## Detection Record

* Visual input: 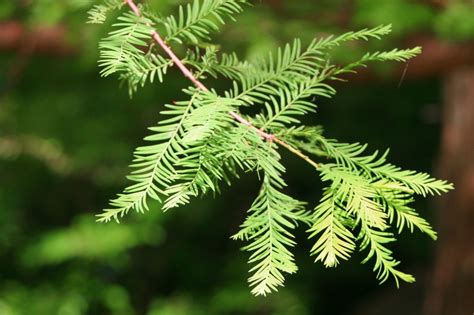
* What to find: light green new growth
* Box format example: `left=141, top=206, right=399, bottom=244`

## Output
left=90, top=0, right=453, bottom=296
left=87, top=0, right=124, bottom=24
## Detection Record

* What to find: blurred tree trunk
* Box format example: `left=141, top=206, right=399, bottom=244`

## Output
left=424, top=66, right=474, bottom=315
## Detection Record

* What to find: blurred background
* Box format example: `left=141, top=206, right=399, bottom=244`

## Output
left=1, top=0, right=473, bottom=314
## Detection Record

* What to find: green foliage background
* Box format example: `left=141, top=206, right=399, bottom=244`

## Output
left=0, top=0, right=471, bottom=314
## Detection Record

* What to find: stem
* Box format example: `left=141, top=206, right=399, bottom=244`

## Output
left=228, top=111, right=274, bottom=141
left=151, top=31, right=209, bottom=92
left=125, top=0, right=140, bottom=15
left=273, top=138, right=320, bottom=169
left=125, top=0, right=208, bottom=91
left=123, top=0, right=320, bottom=170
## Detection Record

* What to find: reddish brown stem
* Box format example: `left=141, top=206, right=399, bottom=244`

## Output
left=124, top=0, right=274, bottom=139
left=123, top=0, right=319, bottom=168
left=151, top=31, right=209, bottom=91
left=228, top=112, right=275, bottom=140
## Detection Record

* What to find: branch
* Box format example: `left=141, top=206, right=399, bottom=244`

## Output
left=123, top=0, right=320, bottom=169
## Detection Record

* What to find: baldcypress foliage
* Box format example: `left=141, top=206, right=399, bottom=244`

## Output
left=89, top=0, right=453, bottom=296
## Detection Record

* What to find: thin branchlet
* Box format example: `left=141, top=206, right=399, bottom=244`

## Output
left=124, top=0, right=318, bottom=168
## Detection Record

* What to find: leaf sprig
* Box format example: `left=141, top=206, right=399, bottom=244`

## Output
left=92, top=0, right=453, bottom=296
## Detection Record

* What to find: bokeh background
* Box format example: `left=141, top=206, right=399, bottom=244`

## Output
left=1, top=0, right=473, bottom=314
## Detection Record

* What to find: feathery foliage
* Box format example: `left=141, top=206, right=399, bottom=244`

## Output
left=232, top=175, right=309, bottom=296
left=98, top=12, right=155, bottom=78
left=92, top=0, right=453, bottom=296
left=87, top=0, right=124, bottom=24
left=230, top=140, right=310, bottom=295
left=160, top=0, right=246, bottom=44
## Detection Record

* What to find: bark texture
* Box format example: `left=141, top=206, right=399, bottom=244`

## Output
left=424, top=65, right=474, bottom=315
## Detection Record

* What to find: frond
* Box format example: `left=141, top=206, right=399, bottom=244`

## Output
left=160, top=0, right=247, bottom=45
left=232, top=175, right=308, bottom=296
left=334, top=47, right=422, bottom=76
left=98, top=12, right=155, bottom=77
left=230, top=139, right=311, bottom=296
left=323, top=139, right=452, bottom=196
left=98, top=89, right=239, bottom=222
left=371, top=163, right=453, bottom=196
left=316, top=24, right=393, bottom=48
left=218, top=125, right=258, bottom=168
left=185, top=46, right=249, bottom=80
left=281, top=130, right=453, bottom=196
left=316, top=164, right=415, bottom=285
left=363, top=47, right=422, bottom=62
left=162, top=141, right=224, bottom=210
left=257, top=71, right=335, bottom=131
left=308, top=190, right=356, bottom=267
left=87, top=0, right=124, bottom=24
left=97, top=90, right=199, bottom=222
left=358, top=223, right=415, bottom=286
left=119, top=52, right=173, bottom=96
left=226, top=25, right=396, bottom=107
left=162, top=95, right=241, bottom=209
left=225, top=39, right=323, bottom=105
left=320, top=165, right=389, bottom=230
left=379, top=191, right=437, bottom=240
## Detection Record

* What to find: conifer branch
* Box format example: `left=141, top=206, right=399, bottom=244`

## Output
left=125, top=0, right=208, bottom=91
left=91, top=0, right=453, bottom=296
left=124, top=0, right=319, bottom=167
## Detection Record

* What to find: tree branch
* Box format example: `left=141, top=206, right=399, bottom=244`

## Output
left=123, top=0, right=320, bottom=169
